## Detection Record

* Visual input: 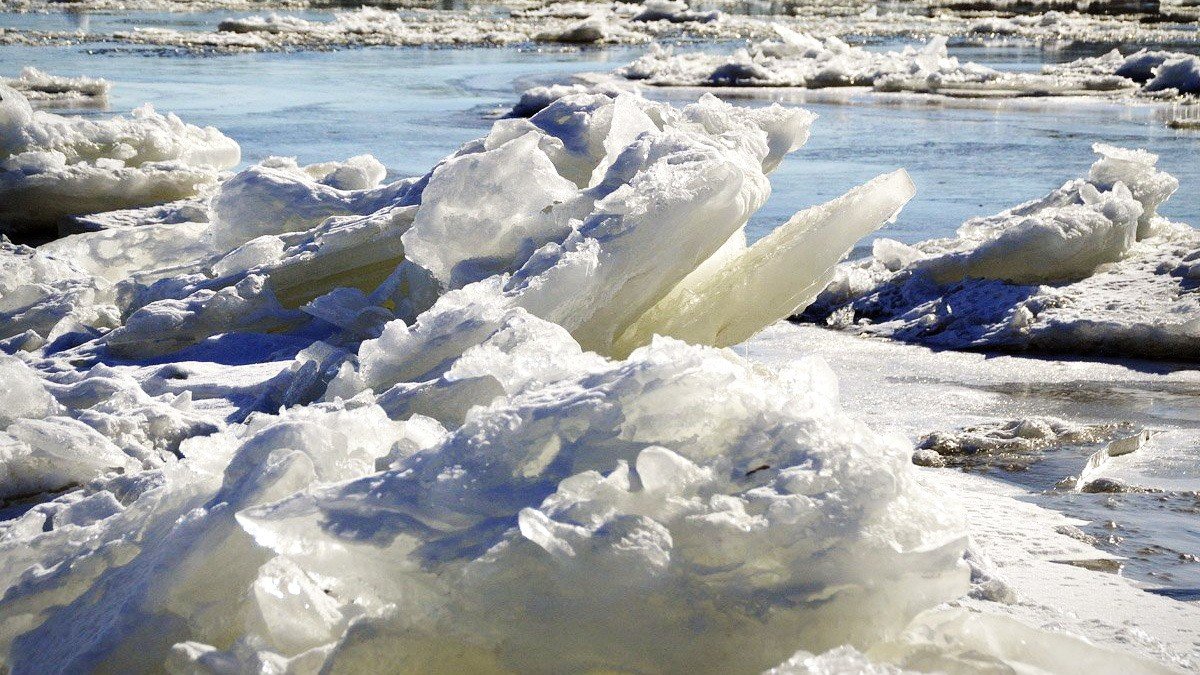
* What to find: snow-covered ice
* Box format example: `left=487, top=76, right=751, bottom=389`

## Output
left=803, top=143, right=1200, bottom=362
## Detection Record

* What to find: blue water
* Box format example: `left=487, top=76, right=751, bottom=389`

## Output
left=2, top=11, right=1199, bottom=250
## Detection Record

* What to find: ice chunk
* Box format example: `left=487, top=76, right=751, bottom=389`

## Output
left=208, top=155, right=412, bottom=250
left=803, top=145, right=1200, bottom=361
left=1088, top=143, right=1179, bottom=238
left=507, top=79, right=641, bottom=118
left=0, top=86, right=239, bottom=235
left=0, top=354, right=59, bottom=426
left=238, top=339, right=967, bottom=673
left=2, top=68, right=110, bottom=108
left=2, top=417, right=138, bottom=499
left=335, top=289, right=606, bottom=426
left=104, top=275, right=304, bottom=358
left=507, top=102, right=776, bottom=354
left=401, top=132, right=577, bottom=289
left=0, top=239, right=117, bottom=344
left=615, top=169, right=915, bottom=354
left=1145, top=54, right=1200, bottom=94
left=916, top=181, right=1142, bottom=285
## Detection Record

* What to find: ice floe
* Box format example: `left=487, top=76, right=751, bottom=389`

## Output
left=803, top=143, right=1200, bottom=361
left=105, top=3, right=722, bottom=53
left=1, top=68, right=110, bottom=108
left=6, top=1, right=1199, bottom=54
left=615, top=27, right=1200, bottom=100
left=0, top=85, right=240, bottom=236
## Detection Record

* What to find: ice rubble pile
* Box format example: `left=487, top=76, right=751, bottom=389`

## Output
left=111, top=1, right=725, bottom=53
left=0, top=91, right=985, bottom=672
left=803, top=143, right=1200, bottom=361
left=2, top=68, right=111, bottom=107
left=0, top=85, right=240, bottom=234
left=616, top=27, right=1200, bottom=98
left=0, top=340, right=969, bottom=673
left=8, top=1, right=1200, bottom=53
left=0, top=91, right=918, bottom=367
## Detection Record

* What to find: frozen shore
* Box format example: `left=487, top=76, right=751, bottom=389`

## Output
left=1, top=67, right=1198, bottom=673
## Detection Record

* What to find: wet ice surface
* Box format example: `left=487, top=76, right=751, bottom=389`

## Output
left=1, top=16, right=1198, bottom=248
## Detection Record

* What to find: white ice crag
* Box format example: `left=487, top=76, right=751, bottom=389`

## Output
left=230, top=339, right=968, bottom=674
left=0, top=85, right=239, bottom=234
left=615, top=27, right=1200, bottom=99
left=803, top=144, right=1200, bottom=361
left=82, top=92, right=910, bottom=362
left=2, top=68, right=110, bottom=108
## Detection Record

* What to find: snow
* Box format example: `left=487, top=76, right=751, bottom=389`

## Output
left=0, top=86, right=240, bottom=236
left=803, top=143, right=1199, bottom=361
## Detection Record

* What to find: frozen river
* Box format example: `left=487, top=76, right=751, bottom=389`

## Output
left=3, top=10, right=1198, bottom=251
left=2, top=9, right=1200, bottom=669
